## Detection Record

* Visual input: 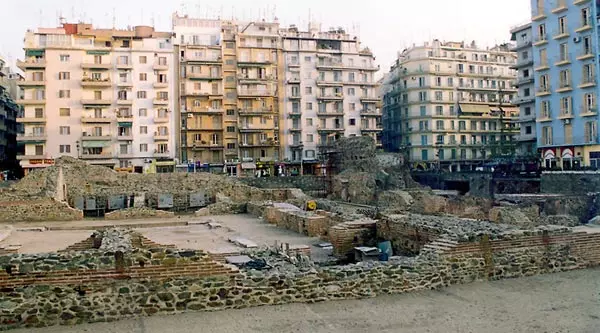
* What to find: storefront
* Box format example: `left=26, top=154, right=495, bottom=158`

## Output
left=21, top=159, right=55, bottom=176
left=240, top=162, right=256, bottom=177
left=255, top=161, right=274, bottom=177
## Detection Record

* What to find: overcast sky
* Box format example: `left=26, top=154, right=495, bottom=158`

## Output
left=0, top=0, right=531, bottom=73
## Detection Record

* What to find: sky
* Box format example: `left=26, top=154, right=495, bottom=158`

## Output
left=0, top=0, right=532, bottom=74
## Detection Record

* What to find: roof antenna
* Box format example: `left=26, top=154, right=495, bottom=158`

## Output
left=112, top=8, right=116, bottom=29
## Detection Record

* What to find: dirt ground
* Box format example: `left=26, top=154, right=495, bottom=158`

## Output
left=0, top=215, right=331, bottom=260
left=13, top=268, right=600, bottom=333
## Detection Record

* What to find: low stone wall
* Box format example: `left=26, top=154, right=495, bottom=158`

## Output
left=239, top=176, right=326, bottom=193
left=104, top=208, right=175, bottom=220
left=0, top=199, right=83, bottom=222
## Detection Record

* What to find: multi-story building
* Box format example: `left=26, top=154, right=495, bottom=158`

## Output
left=280, top=23, right=381, bottom=168
left=531, top=0, right=599, bottom=169
left=17, top=22, right=175, bottom=174
left=383, top=40, right=519, bottom=171
left=0, top=56, right=21, bottom=175
left=510, top=22, right=537, bottom=157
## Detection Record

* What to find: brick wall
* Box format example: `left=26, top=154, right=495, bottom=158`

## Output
left=376, top=216, right=443, bottom=255
left=329, top=220, right=377, bottom=258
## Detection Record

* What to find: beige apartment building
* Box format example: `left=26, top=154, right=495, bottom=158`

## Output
left=280, top=23, right=381, bottom=168
left=17, top=23, right=175, bottom=174
left=383, top=40, right=519, bottom=171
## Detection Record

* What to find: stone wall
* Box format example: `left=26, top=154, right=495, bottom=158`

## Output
left=239, top=176, right=326, bottom=193
left=541, top=171, right=600, bottom=195
left=0, top=199, right=83, bottom=222
left=104, top=208, right=175, bottom=220
left=329, top=220, right=377, bottom=258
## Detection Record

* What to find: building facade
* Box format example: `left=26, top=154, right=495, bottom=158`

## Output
left=383, top=40, right=519, bottom=171
left=17, top=23, right=175, bottom=174
left=531, top=0, right=600, bottom=169
left=510, top=22, right=537, bottom=157
left=280, top=23, right=381, bottom=167
left=0, top=57, right=21, bottom=175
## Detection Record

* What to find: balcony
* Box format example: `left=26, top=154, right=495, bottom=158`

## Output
left=360, top=109, right=382, bottom=117
left=288, top=112, right=302, bottom=118
left=16, top=154, right=51, bottom=161
left=81, top=77, right=112, bottom=88
left=187, top=72, right=222, bottom=80
left=360, top=95, right=379, bottom=103
left=153, top=133, right=169, bottom=141
left=536, top=86, right=551, bottom=97
left=81, top=116, right=112, bottom=123
left=17, top=133, right=47, bottom=142
left=534, top=61, right=549, bottom=72
left=532, top=35, right=548, bottom=46
left=81, top=134, right=112, bottom=141
left=190, top=142, right=224, bottom=150
left=154, top=116, right=170, bottom=123
left=153, top=81, right=169, bottom=89
left=185, top=55, right=222, bottom=64
left=316, top=110, right=344, bottom=117
left=316, top=93, right=344, bottom=101
left=237, top=59, right=273, bottom=67
left=553, top=30, right=569, bottom=40
left=117, top=134, right=133, bottom=141
left=516, top=76, right=534, bottom=86
left=238, top=74, right=273, bottom=83
left=579, top=75, right=596, bottom=88
left=574, top=0, right=590, bottom=4
left=116, top=98, right=133, bottom=105
left=237, top=88, right=276, bottom=97
left=510, top=58, right=534, bottom=69
left=580, top=106, right=597, bottom=117
left=81, top=99, right=112, bottom=106
left=554, top=57, right=571, bottom=67
left=238, top=108, right=275, bottom=116
left=117, top=81, right=133, bottom=87
left=238, top=125, right=275, bottom=133
left=81, top=62, right=112, bottom=70
left=81, top=153, right=115, bottom=160
left=116, top=62, right=133, bottom=70
left=187, top=107, right=223, bottom=114
left=361, top=126, right=383, bottom=132
left=577, top=50, right=594, bottom=61
left=153, top=98, right=170, bottom=106
left=316, top=60, right=344, bottom=70
left=287, top=77, right=301, bottom=84
left=19, top=80, right=46, bottom=87
left=153, top=62, right=169, bottom=71
left=575, top=22, right=593, bottom=33
left=288, top=94, right=302, bottom=100
left=531, top=8, right=546, bottom=21
left=317, top=126, right=345, bottom=133
left=116, top=115, right=133, bottom=123
left=551, top=1, right=567, bottom=14
left=556, top=82, right=573, bottom=93
left=17, top=117, right=46, bottom=123
left=289, top=127, right=302, bottom=133
left=16, top=98, right=45, bottom=105
left=17, top=59, right=46, bottom=70
left=316, top=79, right=344, bottom=87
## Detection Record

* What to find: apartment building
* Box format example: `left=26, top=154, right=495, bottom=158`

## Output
left=510, top=22, right=537, bottom=157
left=17, top=23, right=175, bottom=174
left=0, top=56, right=21, bottom=174
left=173, top=15, right=282, bottom=175
left=281, top=23, right=381, bottom=165
left=383, top=40, right=519, bottom=171
left=531, top=0, right=600, bottom=169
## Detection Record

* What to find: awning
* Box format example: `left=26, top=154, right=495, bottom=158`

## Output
left=25, top=50, right=45, bottom=57
left=156, top=161, right=176, bottom=166
left=86, top=50, right=110, bottom=55
left=459, top=104, right=488, bottom=114
left=544, top=149, right=556, bottom=159
left=562, top=148, right=574, bottom=159
left=118, top=122, right=132, bottom=127
left=82, top=141, right=109, bottom=148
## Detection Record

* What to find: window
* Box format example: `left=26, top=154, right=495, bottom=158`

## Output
left=582, top=7, right=590, bottom=27
left=349, top=118, right=356, bottom=126
left=139, top=73, right=147, bottom=81
left=57, top=144, right=71, bottom=154
left=538, top=24, right=546, bottom=40
left=137, top=108, right=146, bottom=117
left=139, top=144, right=147, bottom=153
left=59, top=90, right=70, bottom=98
left=524, top=107, right=531, bottom=116
left=435, top=106, right=443, bottom=115
left=59, top=108, right=70, bottom=116
left=584, top=93, right=595, bottom=112
left=225, top=42, right=234, bottom=49
left=447, top=78, right=453, bottom=86
left=118, top=56, right=129, bottom=65
left=348, top=72, right=355, bottom=82
left=420, top=106, right=426, bottom=116
left=158, top=57, right=167, bottom=66
left=421, top=150, right=428, bottom=161
left=305, top=87, right=312, bottom=95
left=349, top=103, right=356, bottom=111
left=139, top=56, right=147, bottom=64
left=583, top=36, right=593, bottom=56
left=558, top=16, right=567, bottom=35
left=541, top=101, right=551, bottom=118
left=306, top=102, right=313, bottom=110
left=348, top=88, right=355, bottom=96
left=435, top=91, right=443, bottom=101
left=139, top=126, right=147, bottom=134
left=306, top=134, right=314, bottom=143
left=227, top=143, right=236, bottom=149
left=306, top=118, right=313, bottom=126
left=585, top=121, right=598, bottom=143
left=137, top=91, right=147, bottom=99
left=58, top=72, right=70, bottom=80
left=418, top=91, right=427, bottom=101
left=436, top=120, right=444, bottom=130
left=226, top=109, right=235, bottom=116
left=304, top=56, right=311, bottom=63
left=560, top=96, right=571, bottom=115
left=59, top=126, right=70, bottom=135
left=524, top=88, right=530, bottom=97
left=435, top=77, right=442, bottom=87
left=559, top=43, right=568, bottom=62
left=59, top=54, right=70, bottom=62
left=542, top=126, right=553, bottom=145
left=559, top=69, right=570, bottom=88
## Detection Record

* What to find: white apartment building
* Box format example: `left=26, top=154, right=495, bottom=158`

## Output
left=510, top=22, right=536, bottom=156
left=17, top=23, right=175, bottom=174
left=280, top=23, right=380, bottom=163
left=384, top=40, right=519, bottom=171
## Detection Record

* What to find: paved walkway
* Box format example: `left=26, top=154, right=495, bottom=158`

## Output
left=15, top=268, right=600, bottom=333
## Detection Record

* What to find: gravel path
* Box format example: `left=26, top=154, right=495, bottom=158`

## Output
left=14, top=268, right=600, bottom=333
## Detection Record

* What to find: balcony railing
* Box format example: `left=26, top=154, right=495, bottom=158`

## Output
left=17, top=133, right=47, bottom=141
left=153, top=62, right=169, bottom=70
left=237, top=88, right=275, bottom=97
left=17, top=59, right=46, bottom=69
left=580, top=105, right=598, bottom=115
left=185, top=55, right=222, bottom=63
left=81, top=77, right=112, bottom=87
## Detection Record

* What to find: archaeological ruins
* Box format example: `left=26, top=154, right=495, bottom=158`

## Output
left=0, top=137, right=599, bottom=330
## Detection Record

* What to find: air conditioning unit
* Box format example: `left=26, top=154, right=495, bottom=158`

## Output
left=82, top=132, right=88, bottom=136
left=564, top=118, right=571, bottom=124
left=187, top=114, right=193, bottom=118
left=573, top=37, right=581, bottom=43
